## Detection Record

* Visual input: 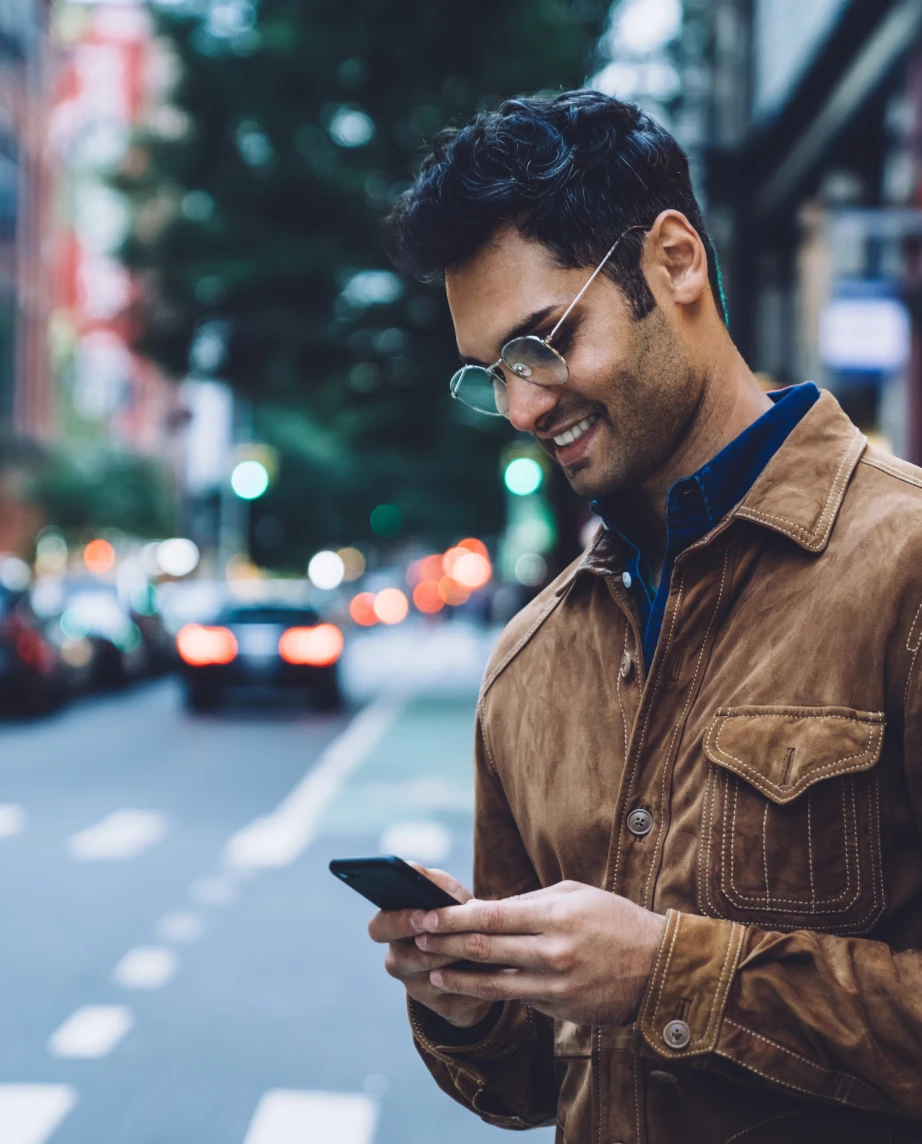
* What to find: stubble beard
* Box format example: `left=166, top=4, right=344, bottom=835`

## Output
left=564, top=311, right=705, bottom=502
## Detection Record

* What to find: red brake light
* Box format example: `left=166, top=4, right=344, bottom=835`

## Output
left=177, top=624, right=238, bottom=666
left=278, top=624, right=343, bottom=666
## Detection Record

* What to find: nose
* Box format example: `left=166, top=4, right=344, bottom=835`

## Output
left=506, top=376, right=561, bottom=435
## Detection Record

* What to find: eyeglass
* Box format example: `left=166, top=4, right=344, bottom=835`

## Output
left=449, top=225, right=648, bottom=418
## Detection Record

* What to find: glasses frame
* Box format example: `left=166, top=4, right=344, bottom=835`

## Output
left=449, top=224, right=649, bottom=417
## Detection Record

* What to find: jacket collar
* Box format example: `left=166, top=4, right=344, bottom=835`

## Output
left=733, top=388, right=866, bottom=553
left=556, top=388, right=865, bottom=597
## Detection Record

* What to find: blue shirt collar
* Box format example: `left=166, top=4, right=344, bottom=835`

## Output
left=593, top=381, right=820, bottom=559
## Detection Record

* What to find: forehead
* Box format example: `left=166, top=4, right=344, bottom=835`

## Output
left=445, top=225, right=586, bottom=359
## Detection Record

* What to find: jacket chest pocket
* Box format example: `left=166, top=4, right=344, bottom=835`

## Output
left=697, top=705, right=886, bottom=933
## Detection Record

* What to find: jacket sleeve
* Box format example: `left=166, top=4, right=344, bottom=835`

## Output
left=408, top=707, right=557, bottom=1129
left=634, top=667, right=922, bottom=1117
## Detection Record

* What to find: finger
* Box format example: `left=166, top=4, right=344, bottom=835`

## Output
left=368, top=908, right=419, bottom=944
left=384, top=942, right=460, bottom=980
left=429, top=967, right=550, bottom=1004
left=416, top=897, right=546, bottom=936
left=415, top=932, right=547, bottom=969
left=406, top=864, right=472, bottom=904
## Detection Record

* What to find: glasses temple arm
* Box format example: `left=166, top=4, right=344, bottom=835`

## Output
left=547, top=226, right=646, bottom=343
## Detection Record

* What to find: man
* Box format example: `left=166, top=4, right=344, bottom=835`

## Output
left=368, top=91, right=922, bottom=1142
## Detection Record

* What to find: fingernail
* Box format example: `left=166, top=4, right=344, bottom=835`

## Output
left=430, top=971, right=444, bottom=989
left=415, top=934, right=428, bottom=949
left=424, top=910, right=438, bottom=931
left=409, top=911, right=425, bottom=932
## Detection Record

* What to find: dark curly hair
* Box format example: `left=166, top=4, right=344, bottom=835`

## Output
left=383, top=90, right=726, bottom=324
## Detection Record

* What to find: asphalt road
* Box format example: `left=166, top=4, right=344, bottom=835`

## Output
left=0, top=668, right=556, bottom=1144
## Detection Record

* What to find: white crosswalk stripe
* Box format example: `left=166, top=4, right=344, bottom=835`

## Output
left=242, top=1091, right=378, bottom=1144
left=0, top=1085, right=78, bottom=1144
left=112, top=946, right=178, bottom=990
left=48, top=1006, right=134, bottom=1059
left=68, top=810, right=168, bottom=861
left=0, top=804, right=26, bottom=840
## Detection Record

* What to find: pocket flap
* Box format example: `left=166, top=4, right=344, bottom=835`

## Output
left=703, top=705, right=884, bottom=804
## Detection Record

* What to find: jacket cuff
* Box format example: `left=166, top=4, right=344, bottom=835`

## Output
left=408, top=996, right=533, bottom=1062
left=637, top=909, right=745, bottom=1062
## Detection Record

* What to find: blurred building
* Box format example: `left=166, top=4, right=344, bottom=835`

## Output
left=49, top=0, right=186, bottom=464
left=0, top=0, right=53, bottom=439
left=682, top=0, right=922, bottom=458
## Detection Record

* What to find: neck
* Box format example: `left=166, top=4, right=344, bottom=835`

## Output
left=624, top=343, right=773, bottom=580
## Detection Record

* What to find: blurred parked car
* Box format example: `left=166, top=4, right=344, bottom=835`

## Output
left=32, top=577, right=152, bottom=689
left=176, top=601, right=343, bottom=712
left=0, top=586, right=68, bottom=714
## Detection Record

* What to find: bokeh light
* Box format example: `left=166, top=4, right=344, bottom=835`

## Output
left=452, top=552, right=491, bottom=590
left=337, top=547, right=366, bottom=581
left=176, top=624, right=238, bottom=666
left=504, top=456, right=543, bottom=496
left=373, top=588, right=409, bottom=624
left=278, top=624, right=344, bottom=666
left=84, top=538, right=116, bottom=575
left=514, top=552, right=547, bottom=586
left=231, top=460, right=270, bottom=500
left=438, top=577, right=469, bottom=606
left=413, top=581, right=444, bottom=614
left=458, top=537, right=489, bottom=558
left=157, top=538, right=200, bottom=578
left=370, top=504, right=402, bottom=537
left=349, top=592, right=378, bottom=626
left=308, top=550, right=345, bottom=590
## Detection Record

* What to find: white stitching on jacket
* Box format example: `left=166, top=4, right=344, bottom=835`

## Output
left=707, top=716, right=883, bottom=801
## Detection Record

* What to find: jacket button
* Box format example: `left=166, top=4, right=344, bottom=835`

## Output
left=663, top=1020, right=691, bottom=1050
left=621, top=570, right=632, bottom=589
left=619, top=651, right=633, bottom=680
left=627, top=808, right=653, bottom=836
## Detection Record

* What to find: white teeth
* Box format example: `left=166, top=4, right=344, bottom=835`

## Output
left=553, top=415, right=598, bottom=447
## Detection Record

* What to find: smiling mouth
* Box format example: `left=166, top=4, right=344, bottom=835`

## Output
left=552, top=414, right=599, bottom=448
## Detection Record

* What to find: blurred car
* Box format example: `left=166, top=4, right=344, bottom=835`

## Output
left=176, top=602, right=344, bottom=712
left=0, top=585, right=68, bottom=714
left=32, top=577, right=150, bottom=689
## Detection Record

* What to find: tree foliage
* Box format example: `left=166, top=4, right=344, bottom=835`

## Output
left=122, top=0, right=603, bottom=557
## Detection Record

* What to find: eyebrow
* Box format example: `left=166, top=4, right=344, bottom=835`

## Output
left=459, top=304, right=559, bottom=366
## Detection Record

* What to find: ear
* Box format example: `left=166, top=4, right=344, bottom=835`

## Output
left=644, top=210, right=709, bottom=309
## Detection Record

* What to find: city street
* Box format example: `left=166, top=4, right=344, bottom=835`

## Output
left=0, top=629, right=554, bottom=1144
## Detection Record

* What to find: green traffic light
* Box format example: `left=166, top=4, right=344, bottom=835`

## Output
left=504, top=457, right=543, bottom=496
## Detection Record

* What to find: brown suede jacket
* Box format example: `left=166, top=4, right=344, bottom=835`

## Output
left=408, top=391, right=922, bottom=1143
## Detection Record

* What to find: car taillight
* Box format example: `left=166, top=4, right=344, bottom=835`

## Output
left=278, top=624, right=343, bottom=667
left=176, top=624, right=238, bottom=666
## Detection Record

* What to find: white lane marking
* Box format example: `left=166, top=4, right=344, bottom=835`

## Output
left=0, top=804, right=26, bottom=839
left=112, top=946, right=178, bottom=990
left=242, top=1090, right=378, bottom=1144
left=68, top=810, right=168, bottom=861
left=48, top=1006, right=134, bottom=1059
left=224, top=695, right=405, bottom=870
left=190, top=876, right=238, bottom=906
left=0, top=1084, right=78, bottom=1144
left=379, top=821, right=452, bottom=865
left=156, top=910, right=206, bottom=943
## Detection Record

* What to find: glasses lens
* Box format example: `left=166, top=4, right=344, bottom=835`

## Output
left=450, top=366, right=508, bottom=417
left=501, top=336, right=568, bottom=386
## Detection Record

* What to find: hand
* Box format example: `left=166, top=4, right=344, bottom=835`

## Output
left=367, top=865, right=495, bottom=1029
left=411, top=880, right=666, bottom=1027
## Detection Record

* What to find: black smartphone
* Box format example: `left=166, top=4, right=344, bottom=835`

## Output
left=329, top=854, right=462, bottom=911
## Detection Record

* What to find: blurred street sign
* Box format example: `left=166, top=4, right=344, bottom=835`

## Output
left=819, top=281, right=910, bottom=373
